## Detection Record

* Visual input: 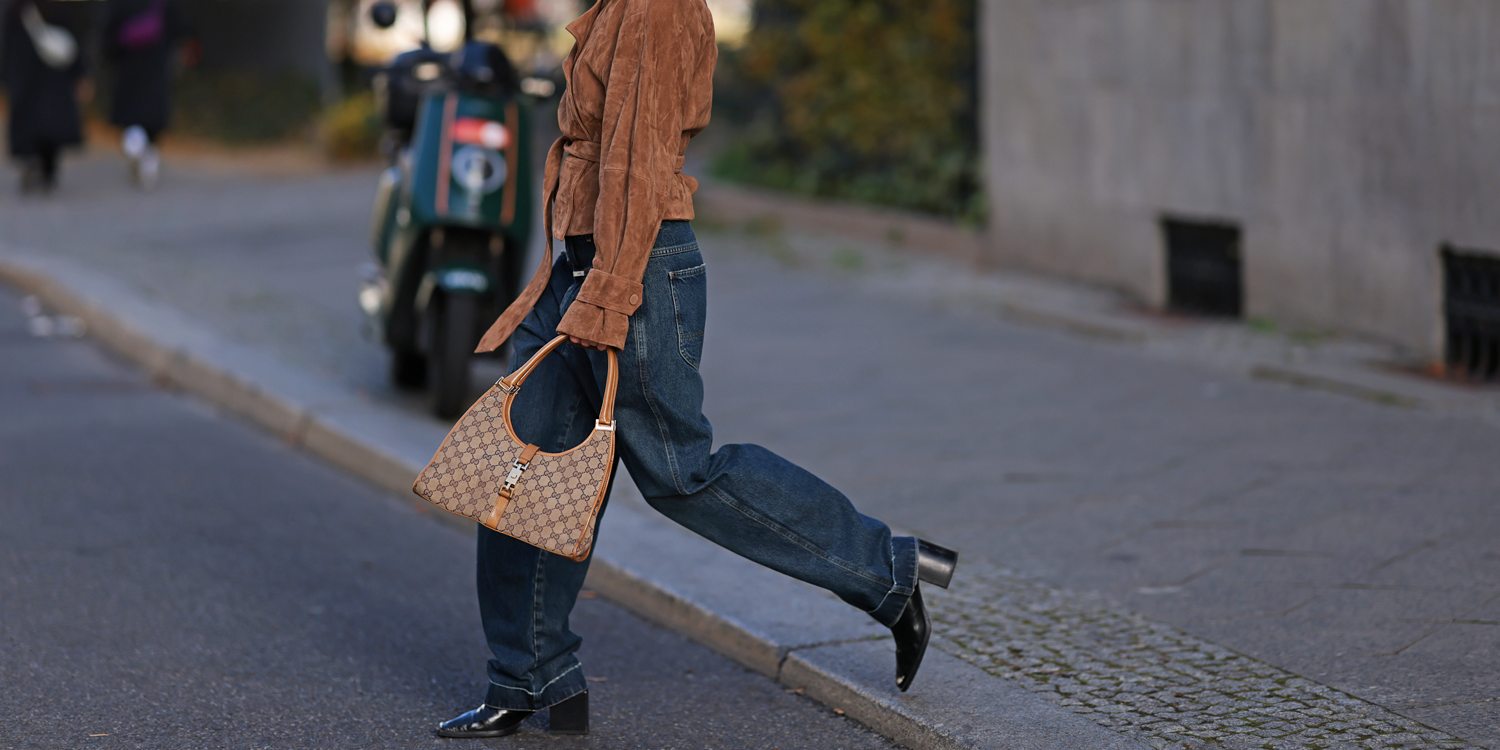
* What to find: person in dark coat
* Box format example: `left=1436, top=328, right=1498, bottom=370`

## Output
left=102, top=0, right=181, bottom=188
left=1, top=0, right=87, bottom=193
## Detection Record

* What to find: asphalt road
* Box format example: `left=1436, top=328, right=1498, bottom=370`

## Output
left=0, top=281, right=899, bottom=749
left=4, top=142, right=1497, bottom=746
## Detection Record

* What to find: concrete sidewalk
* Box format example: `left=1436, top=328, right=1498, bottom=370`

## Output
left=0, top=221, right=1138, bottom=750
left=3, top=152, right=1497, bottom=749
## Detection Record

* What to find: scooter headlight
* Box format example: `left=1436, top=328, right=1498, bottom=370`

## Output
left=359, top=285, right=384, bottom=317
left=358, top=263, right=389, bottom=317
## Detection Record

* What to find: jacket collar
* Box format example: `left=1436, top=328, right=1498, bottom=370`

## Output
left=564, top=0, right=607, bottom=47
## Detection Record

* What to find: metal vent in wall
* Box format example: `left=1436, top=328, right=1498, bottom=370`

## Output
left=1162, top=217, right=1243, bottom=317
left=1442, top=245, right=1500, bottom=381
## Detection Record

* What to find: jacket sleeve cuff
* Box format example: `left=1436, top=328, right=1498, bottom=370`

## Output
left=557, top=299, right=630, bottom=350
left=575, top=269, right=645, bottom=316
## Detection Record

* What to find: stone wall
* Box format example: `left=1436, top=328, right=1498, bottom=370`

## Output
left=979, top=0, right=1500, bottom=358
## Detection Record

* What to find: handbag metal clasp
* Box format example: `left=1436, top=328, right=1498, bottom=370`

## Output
left=503, top=458, right=528, bottom=491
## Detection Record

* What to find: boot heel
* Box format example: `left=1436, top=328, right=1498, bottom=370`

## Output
left=549, top=691, right=588, bottom=735
left=917, top=540, right=958, bottom=589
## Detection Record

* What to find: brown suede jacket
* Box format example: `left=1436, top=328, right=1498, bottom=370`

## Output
left=476, top=0, right=717, bottom=352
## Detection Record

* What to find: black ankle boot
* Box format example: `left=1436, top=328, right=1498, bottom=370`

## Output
left=548, top=691, right=589, bottom=735
left=892, top=540, right=959, bottom=691
left=435, top=705, right=533, bottom=738
left=435, top=691, right=588, bottom=738
left=893, top=585, right=930, bottom=692
left=917, top=539, right=958, bottom=589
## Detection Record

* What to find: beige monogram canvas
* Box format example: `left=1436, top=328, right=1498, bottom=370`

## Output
left=413, top=377, right=616, bottom=561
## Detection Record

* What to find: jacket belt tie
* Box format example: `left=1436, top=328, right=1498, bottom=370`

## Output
left=474, top=137, right=684, bottom=353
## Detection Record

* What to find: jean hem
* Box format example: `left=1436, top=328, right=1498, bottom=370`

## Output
left=866, top=536, right=919, bottom=628
left=484, top=663, right=587, bottom=711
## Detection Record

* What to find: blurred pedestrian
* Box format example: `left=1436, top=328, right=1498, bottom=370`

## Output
left=434, top=0, right=960, bottom=738
left=1, top=0, right=86, bottom=193
left=101, top=0, right=181, bottom=189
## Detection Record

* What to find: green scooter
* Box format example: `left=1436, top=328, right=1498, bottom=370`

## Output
left=359, top=1, right=535, bottom=419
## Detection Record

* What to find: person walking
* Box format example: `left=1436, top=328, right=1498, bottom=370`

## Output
left=101, top=0, right=180, bottom=189
left=432, top=0, right=959, bottom=738
left=1, top=0, right=86, bottom=193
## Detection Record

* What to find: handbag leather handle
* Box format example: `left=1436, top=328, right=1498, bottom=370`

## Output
left=598, top=347, right=619, bottom=425
left=499, top=335, right=620, bottom=426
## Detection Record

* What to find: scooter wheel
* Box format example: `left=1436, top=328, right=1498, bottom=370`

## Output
left=431, top=293, right=477, bottom=420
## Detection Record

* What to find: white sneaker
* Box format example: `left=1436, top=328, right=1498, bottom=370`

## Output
left=137, top=147, right=160, bottom=190
left=122, top=126, right=148, bottom=159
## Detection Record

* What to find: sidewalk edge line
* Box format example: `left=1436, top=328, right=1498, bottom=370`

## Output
left=1249, top=364, right=1425, bottom=409
left=0, top=257, right=1141, bottom=750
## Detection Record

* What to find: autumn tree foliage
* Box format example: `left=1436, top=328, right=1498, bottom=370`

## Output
left=714, top=0, right=981, bottom=221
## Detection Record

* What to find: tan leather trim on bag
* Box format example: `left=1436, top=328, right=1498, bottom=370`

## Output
left=414, top=335, right=620, bottom=561
left=498, top=341, right=619, bottom=454
left=568, top=477, right=610, bottom=560
left=499, top=334, right=570, bottom=392
left=598, top=348, right=619, bottom=427
left=486, top=443, right=543, bottom=529
left=486, top=494, right=509, bottom=529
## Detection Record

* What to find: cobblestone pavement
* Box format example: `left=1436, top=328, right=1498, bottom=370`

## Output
left=928, top=560, right=1483, bottom=750
left=695, top=221, right=1499, bottom=748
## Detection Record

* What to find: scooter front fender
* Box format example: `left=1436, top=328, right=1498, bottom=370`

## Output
left=414, top=264, right=492, bottom=319
left=370, top=165, right=402, bottom=263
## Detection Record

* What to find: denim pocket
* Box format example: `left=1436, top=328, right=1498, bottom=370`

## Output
left=667, top=263, right=707, bottom=370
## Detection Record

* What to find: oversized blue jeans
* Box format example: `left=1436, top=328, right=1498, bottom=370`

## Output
left=476, top=221, right=918, bottom=710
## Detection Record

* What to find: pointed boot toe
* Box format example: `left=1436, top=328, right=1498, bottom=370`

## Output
left=892, top=585, right=931, bottom=692
left=435, top=704, right=533, bottom=738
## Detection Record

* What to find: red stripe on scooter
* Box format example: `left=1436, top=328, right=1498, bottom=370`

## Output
left=501, top=102, right=518, bottom=226
left=452, top=118, right=510, bottom=150
left=436, top=94, right=459, bottom=216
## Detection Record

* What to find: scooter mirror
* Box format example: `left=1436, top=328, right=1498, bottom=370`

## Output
left=370, top=1, right=398, bottom=29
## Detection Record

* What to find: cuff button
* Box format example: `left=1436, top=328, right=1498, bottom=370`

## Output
left=629, top=294, right=640, bottom=305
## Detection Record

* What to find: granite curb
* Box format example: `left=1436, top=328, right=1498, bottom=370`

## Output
left=0, top=248, right=1149, bottom=750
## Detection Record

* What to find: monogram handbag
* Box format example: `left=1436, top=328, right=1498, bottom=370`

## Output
left=413, top=335, right=618, bottom=561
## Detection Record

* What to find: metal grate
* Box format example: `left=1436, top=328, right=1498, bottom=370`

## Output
left=1442, top=245, right=1500, bottom=381
left=1162, top=217, right=1243, bottom=317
